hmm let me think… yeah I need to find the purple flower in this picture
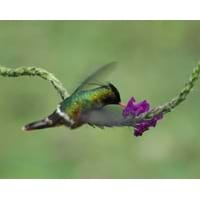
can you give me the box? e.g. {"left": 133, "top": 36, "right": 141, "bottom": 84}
{"left": 122, "top": 97, "right": 150, "bottom": 117}
{"left": 122, "top": 97, "right": 163, "bottom": 137}
{"left": 134, "top": 113, "right": 163, "bottom": 137}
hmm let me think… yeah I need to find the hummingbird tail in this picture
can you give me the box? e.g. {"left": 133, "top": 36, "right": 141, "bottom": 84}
{"left": 22, "top": 111, "right": 62, "bottom": 131}
{"left": 22, "top": 118, "right": 54, "bottom": 131}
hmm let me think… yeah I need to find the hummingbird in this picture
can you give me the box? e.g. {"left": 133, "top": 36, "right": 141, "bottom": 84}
{"left": 23, "top": 62, "right": 133, "bottom": 131}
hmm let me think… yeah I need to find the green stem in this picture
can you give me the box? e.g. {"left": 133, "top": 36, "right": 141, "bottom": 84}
{"left": 141, "top": 63, "right": 200, "bottom": 121}
{"left": 0, "top": 66, "right": 69, "bottom": 100}
{"left": 0, "top": 63, "right": 200, "bottom": 123}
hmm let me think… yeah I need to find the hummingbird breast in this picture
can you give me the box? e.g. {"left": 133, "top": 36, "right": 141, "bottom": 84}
{"left": 59, "top": 83, "right": 121, "bottom": 128}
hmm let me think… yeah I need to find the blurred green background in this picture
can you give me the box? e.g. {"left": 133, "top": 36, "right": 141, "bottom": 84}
{"left": 0, "top": 21, "right": 200, "bottom": 178}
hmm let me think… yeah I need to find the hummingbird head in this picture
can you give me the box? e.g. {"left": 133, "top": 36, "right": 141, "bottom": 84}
{"left": 102, "top": 83, "right": 121, "bottom": 105}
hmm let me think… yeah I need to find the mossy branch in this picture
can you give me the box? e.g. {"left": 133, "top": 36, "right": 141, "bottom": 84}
{"left": 0, "top": 66, "right": 69, "bottom": 100}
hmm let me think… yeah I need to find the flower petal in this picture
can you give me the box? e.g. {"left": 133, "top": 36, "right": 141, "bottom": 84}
{"left": 122, "top": 97, "right": 150, "bottom": 117}
{"left": 122, "top": 97, "right": 164, "bottom": 137}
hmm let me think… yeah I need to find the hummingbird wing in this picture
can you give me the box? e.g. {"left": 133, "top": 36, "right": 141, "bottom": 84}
{"left": 72, "top": 62, "right": 117, "bottom": 95}
{"left": 80, "top": 105, "right": 136, "bottom": 128}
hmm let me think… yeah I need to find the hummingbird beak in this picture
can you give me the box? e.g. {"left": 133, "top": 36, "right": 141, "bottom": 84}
{"left": 119, "top": 102, "right": 127, "bottom": 108}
